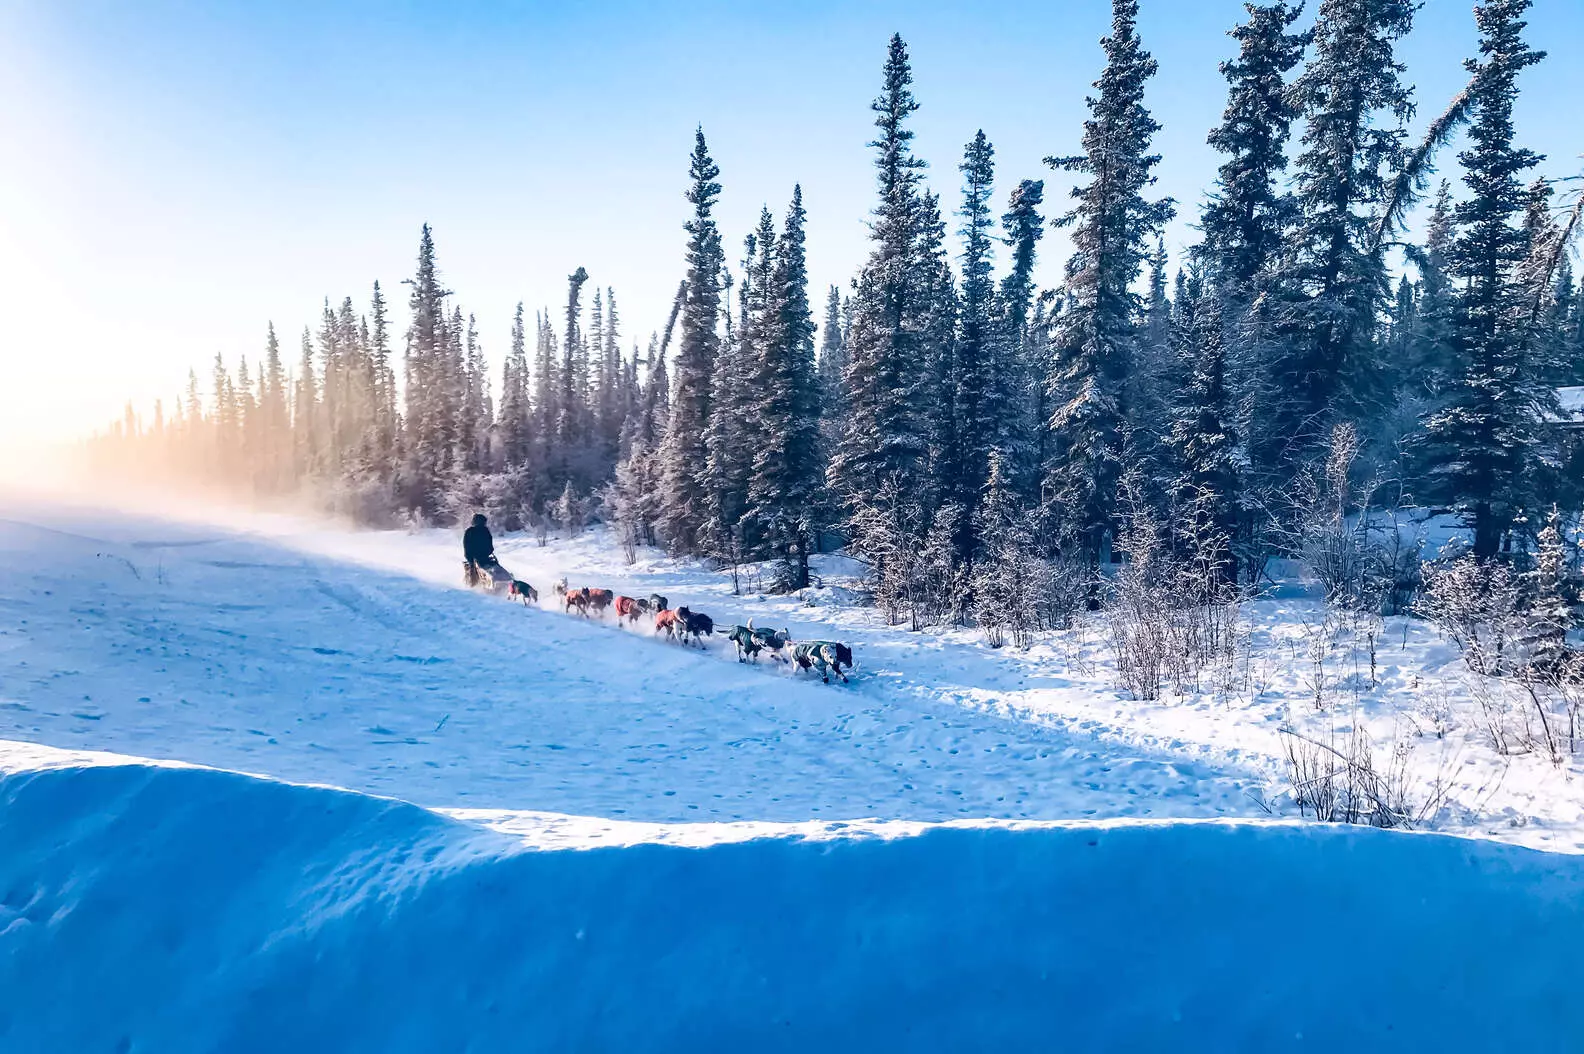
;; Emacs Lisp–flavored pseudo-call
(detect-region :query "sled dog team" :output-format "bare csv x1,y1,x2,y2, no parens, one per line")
462,514,853,683
549,579,853,684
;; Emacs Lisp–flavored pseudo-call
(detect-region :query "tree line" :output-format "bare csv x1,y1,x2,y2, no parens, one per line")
91,0,1584,606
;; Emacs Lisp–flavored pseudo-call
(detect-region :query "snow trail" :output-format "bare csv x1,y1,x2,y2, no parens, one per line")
0,499,1264,823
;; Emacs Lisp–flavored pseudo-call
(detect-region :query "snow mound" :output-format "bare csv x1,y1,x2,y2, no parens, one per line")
4,756,1584,1052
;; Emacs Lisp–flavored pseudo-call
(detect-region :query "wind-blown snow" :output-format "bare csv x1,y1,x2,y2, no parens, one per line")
3,747,1583,1053
0,500,1264,825
6,494,1584,1048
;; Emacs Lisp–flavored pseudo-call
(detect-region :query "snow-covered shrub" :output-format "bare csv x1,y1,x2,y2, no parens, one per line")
1286,424,1381,610
436,471,530,531
1280,725,1446,829
1420,556,1525,676
851,480,964,631
551,482,586,539
1105,471,1241,700
601,479,640,565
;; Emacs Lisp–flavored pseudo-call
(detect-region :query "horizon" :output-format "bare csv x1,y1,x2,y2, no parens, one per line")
3,0,1581,447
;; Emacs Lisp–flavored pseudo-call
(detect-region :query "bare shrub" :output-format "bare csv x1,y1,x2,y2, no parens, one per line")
1420,556,1526,676
1105,473,1241,700
1281,723,1449,829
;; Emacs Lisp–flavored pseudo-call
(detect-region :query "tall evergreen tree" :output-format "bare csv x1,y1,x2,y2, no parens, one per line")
556,266,589,491
260,323,289,488
1421,0,1546,558
995,179,1046,502
1199,1,1307,297
704,223,769,561
403,224,449,506
294,328,318,477
830,35,931,517
749,185,823,588
950,130,998,557
499,302,532,469
660,129,725,554
1273,0,1416,458
1169,274,1242,583
367,280,395,475
1042,0,1174,563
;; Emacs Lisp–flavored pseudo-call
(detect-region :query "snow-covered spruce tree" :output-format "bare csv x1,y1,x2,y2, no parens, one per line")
554,266,589,495
367,280,397,479
498,303,532,471
817,284,848,399
1269,0,1415,466
316,300,344,473
1128,236,1176,490
260,323,290,492
1525,506,1578,675
1199,1,1306,300
455,312,488,473
1420,0,1546,559
1544,258,1578,386
594,288,624,477
294,327,319,480
1408,182,1460,401
950,130,998,562
972,449,1041,648
748,186,823,590
703,222,768,572
1042,0,1174,566
402,224,451,512
1168,272,1242,587
659,129,724,555
994,178,1046,504
829,35,931,529
913,189,960,532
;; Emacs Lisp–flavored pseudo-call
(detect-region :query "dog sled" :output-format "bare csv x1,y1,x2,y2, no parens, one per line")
465,558,515,594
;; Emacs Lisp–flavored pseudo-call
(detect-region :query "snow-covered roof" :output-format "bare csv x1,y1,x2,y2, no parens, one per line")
1546,386,1584,428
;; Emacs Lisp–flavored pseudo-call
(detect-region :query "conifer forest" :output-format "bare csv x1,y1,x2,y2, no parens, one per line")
92,0,1584,613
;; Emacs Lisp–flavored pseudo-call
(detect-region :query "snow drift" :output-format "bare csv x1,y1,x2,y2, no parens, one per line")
3,757,1583,1052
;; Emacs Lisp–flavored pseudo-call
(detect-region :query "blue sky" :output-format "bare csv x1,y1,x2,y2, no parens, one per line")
2,0,1580,445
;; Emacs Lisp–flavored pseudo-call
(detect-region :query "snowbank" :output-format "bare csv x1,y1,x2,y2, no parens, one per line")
4,754,1583,1052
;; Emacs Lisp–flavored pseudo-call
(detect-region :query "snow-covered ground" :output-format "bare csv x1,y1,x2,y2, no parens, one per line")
0,496,1263,825
5,742,1584,1053
6,492,1577,845
5,490,1584,1049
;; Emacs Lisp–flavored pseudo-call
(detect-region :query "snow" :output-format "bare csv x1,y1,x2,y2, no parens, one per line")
2,493,1581,845
1555,385,1584,422
0,498,1266,825
5,491,1584,1047
4,744,1584,1053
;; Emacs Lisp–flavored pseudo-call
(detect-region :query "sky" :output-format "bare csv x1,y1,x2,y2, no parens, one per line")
1,0,1580,448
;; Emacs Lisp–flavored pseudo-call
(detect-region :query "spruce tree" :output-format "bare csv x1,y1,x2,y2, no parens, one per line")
1169,274,1242,585
1273,0,1416,458
659,129,724,554
1042,0,1174,563
294,328,318,478
403,224,449,507
952,131,998,556
1409,182,1460,399
748,185,822,588
703,224,768,563
995,179,1046,502
261,323,289,489
1200,1,1307,298
1421,0,1545,558
555,266,589,491
368,281,396,475
499,302,532,469
830,35,931,521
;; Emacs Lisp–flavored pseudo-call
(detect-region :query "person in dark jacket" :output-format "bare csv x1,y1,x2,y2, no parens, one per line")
463,513,496,586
